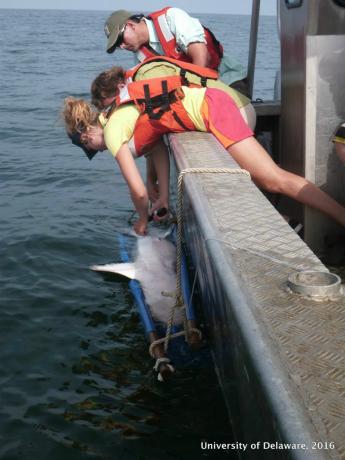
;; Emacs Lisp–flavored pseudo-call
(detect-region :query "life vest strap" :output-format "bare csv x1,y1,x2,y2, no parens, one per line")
140,80,178,120
143,84,153,114
172,110,191,131
142,43,161,56
161,79,170,107
127,56,219,84
179,69,189,87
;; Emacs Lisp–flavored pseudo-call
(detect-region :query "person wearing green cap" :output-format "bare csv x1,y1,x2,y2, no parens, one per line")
104,7,249,96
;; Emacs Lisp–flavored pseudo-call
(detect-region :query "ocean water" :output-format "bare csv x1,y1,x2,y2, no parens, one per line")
0,9,280,460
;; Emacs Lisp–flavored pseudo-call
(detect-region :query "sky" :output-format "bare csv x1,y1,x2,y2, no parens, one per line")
0,0,277,15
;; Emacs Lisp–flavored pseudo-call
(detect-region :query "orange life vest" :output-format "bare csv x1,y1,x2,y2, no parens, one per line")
137,7,223,70
107,75,197,157
112,75,187,121
132,98,196,157
125,55,218,87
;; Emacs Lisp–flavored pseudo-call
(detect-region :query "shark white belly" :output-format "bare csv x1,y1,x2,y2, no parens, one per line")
91,235,183,325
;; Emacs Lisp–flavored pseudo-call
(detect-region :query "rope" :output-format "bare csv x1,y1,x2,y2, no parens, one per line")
153,357,171,372
149,328,202,357
163,167,250,352
153,357,175,382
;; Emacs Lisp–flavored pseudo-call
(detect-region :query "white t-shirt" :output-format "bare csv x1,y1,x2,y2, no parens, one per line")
134,7,246,85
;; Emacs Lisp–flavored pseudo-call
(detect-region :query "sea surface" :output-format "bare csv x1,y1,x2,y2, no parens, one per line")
0,9,280,459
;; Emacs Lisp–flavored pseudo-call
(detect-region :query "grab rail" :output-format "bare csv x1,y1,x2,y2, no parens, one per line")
247,0,261,99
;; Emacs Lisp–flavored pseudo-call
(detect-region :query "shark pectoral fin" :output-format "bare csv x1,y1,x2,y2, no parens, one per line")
90,262,136,280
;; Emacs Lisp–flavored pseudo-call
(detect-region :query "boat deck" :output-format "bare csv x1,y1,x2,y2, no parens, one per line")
168,132,345,459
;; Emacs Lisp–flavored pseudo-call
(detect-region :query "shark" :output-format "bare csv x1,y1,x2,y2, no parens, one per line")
91,233,184,325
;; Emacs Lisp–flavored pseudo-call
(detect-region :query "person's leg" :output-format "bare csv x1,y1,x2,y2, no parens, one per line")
201,88,345,227
228,136,345,227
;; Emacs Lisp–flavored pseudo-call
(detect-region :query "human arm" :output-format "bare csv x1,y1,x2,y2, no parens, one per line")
186,42,210,67
148,140,170,217
146,155,159,203
166,8,209,66
116,144,149,235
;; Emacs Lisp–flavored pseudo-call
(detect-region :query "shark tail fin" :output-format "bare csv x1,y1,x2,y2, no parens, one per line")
90,262,136,280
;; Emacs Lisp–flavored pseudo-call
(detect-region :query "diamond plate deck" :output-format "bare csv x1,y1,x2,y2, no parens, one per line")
169,132,345,460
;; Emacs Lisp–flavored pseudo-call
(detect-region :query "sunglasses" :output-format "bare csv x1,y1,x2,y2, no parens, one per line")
115,24,126,48
114,14,144,48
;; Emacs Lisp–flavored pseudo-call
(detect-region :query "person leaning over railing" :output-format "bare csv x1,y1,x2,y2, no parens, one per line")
62,70,345,236
89,58,256,211
104,7,249,97
91,56,256,129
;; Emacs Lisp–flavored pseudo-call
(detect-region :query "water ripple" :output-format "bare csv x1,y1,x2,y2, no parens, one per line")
0,8,280,459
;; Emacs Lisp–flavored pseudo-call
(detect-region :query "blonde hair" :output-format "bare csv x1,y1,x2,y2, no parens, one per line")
62,97,99,136
91,66,125,109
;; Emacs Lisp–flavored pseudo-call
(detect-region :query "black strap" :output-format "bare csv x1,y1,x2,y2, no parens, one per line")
180,69,189,86
143,84,153,113
161,80,170,107
151,80,170,120
142,80,173,120
172,111,190,131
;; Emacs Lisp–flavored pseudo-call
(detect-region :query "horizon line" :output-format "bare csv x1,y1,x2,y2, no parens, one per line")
0,7,276,16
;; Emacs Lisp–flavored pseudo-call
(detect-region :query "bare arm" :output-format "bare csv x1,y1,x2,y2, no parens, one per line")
149,140,170,213
146,155,159,203
166,8,208,66
116,144,149,235
186,42,210,67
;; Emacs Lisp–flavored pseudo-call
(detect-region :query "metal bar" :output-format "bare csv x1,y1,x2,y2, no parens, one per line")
247,0,261,99
168,130,342,456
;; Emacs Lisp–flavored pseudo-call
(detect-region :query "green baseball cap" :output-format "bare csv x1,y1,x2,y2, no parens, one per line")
104,10,131,53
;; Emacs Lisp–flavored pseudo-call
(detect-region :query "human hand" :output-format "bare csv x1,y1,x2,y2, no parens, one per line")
149,200,169,223
150,198,168,214
133,217,148,236
153,208,169,223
